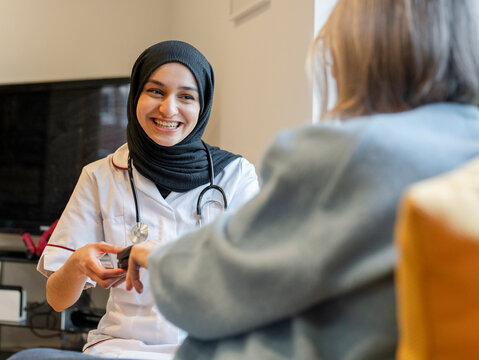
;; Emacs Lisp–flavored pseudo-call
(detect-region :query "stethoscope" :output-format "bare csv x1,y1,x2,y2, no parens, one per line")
127,140,228,244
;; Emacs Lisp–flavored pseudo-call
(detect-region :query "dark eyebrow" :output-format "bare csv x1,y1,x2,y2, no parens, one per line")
146,80,198,93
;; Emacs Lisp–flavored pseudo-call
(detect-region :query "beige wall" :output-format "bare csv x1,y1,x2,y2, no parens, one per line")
0,0,171,84
169,0,315,166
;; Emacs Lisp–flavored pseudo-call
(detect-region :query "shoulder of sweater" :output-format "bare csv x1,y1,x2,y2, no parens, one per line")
260,103,479,180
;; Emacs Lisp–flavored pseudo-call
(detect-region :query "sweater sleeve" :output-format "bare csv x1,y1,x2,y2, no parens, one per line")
148,122,395,339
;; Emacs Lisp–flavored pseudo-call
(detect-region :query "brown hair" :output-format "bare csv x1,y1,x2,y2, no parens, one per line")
311,0,479,120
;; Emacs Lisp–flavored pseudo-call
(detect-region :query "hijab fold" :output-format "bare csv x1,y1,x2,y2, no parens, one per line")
126,40,240,197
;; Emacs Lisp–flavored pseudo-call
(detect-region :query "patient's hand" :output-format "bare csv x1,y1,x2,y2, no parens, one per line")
125,241,157,293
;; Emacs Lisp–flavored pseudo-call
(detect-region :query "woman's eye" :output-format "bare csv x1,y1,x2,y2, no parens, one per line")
180,94,195,101
147,89,163,96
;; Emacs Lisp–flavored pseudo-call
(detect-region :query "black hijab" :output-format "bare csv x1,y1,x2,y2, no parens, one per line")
126,40,240,198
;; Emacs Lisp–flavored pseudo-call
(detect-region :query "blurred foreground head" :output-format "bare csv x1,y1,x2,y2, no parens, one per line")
311,0,479,120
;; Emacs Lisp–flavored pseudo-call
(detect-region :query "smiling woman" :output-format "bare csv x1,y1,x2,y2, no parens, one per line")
27,40,260,359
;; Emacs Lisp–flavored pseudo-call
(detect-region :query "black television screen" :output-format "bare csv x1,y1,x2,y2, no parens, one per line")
0,78,130,234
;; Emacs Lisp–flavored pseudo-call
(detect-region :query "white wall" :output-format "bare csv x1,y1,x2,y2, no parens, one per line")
0,0,171,84
168,0,315,166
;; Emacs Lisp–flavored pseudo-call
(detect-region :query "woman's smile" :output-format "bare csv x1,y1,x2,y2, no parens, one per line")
152,118,181,129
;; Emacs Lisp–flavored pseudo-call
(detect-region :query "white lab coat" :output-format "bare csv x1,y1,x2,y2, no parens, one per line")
37,143,259,359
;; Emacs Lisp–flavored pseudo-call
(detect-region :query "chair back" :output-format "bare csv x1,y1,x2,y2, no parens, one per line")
395,158,479,360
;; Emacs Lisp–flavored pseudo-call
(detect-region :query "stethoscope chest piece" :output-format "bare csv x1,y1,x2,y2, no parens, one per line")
130,222,149,244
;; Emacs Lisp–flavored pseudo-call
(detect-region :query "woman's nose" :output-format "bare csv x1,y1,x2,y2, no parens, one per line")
159,96,178,118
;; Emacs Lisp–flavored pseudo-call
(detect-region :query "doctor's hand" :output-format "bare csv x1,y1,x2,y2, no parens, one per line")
69,242,126,289
125,241,158,293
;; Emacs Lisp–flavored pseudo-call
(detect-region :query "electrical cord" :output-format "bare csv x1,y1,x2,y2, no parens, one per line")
23,292,103,338
25,301,62,338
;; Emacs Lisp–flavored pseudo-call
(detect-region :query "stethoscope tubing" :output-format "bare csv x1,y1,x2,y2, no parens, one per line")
196,140,228,219
128,156,141,224
127,140,228,241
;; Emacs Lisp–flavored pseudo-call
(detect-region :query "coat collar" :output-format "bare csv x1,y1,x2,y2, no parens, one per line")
111,143,171,206
111,143,129,170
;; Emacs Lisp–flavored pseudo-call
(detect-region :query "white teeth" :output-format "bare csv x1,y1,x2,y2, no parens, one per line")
154,119,179,128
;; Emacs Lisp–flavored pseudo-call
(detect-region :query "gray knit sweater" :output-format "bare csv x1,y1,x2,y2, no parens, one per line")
148,102,479,360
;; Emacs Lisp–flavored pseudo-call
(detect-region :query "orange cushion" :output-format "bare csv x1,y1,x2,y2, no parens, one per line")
395,160,479,360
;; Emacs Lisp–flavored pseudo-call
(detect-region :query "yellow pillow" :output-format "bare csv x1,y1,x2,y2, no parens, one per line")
395,158,479,360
